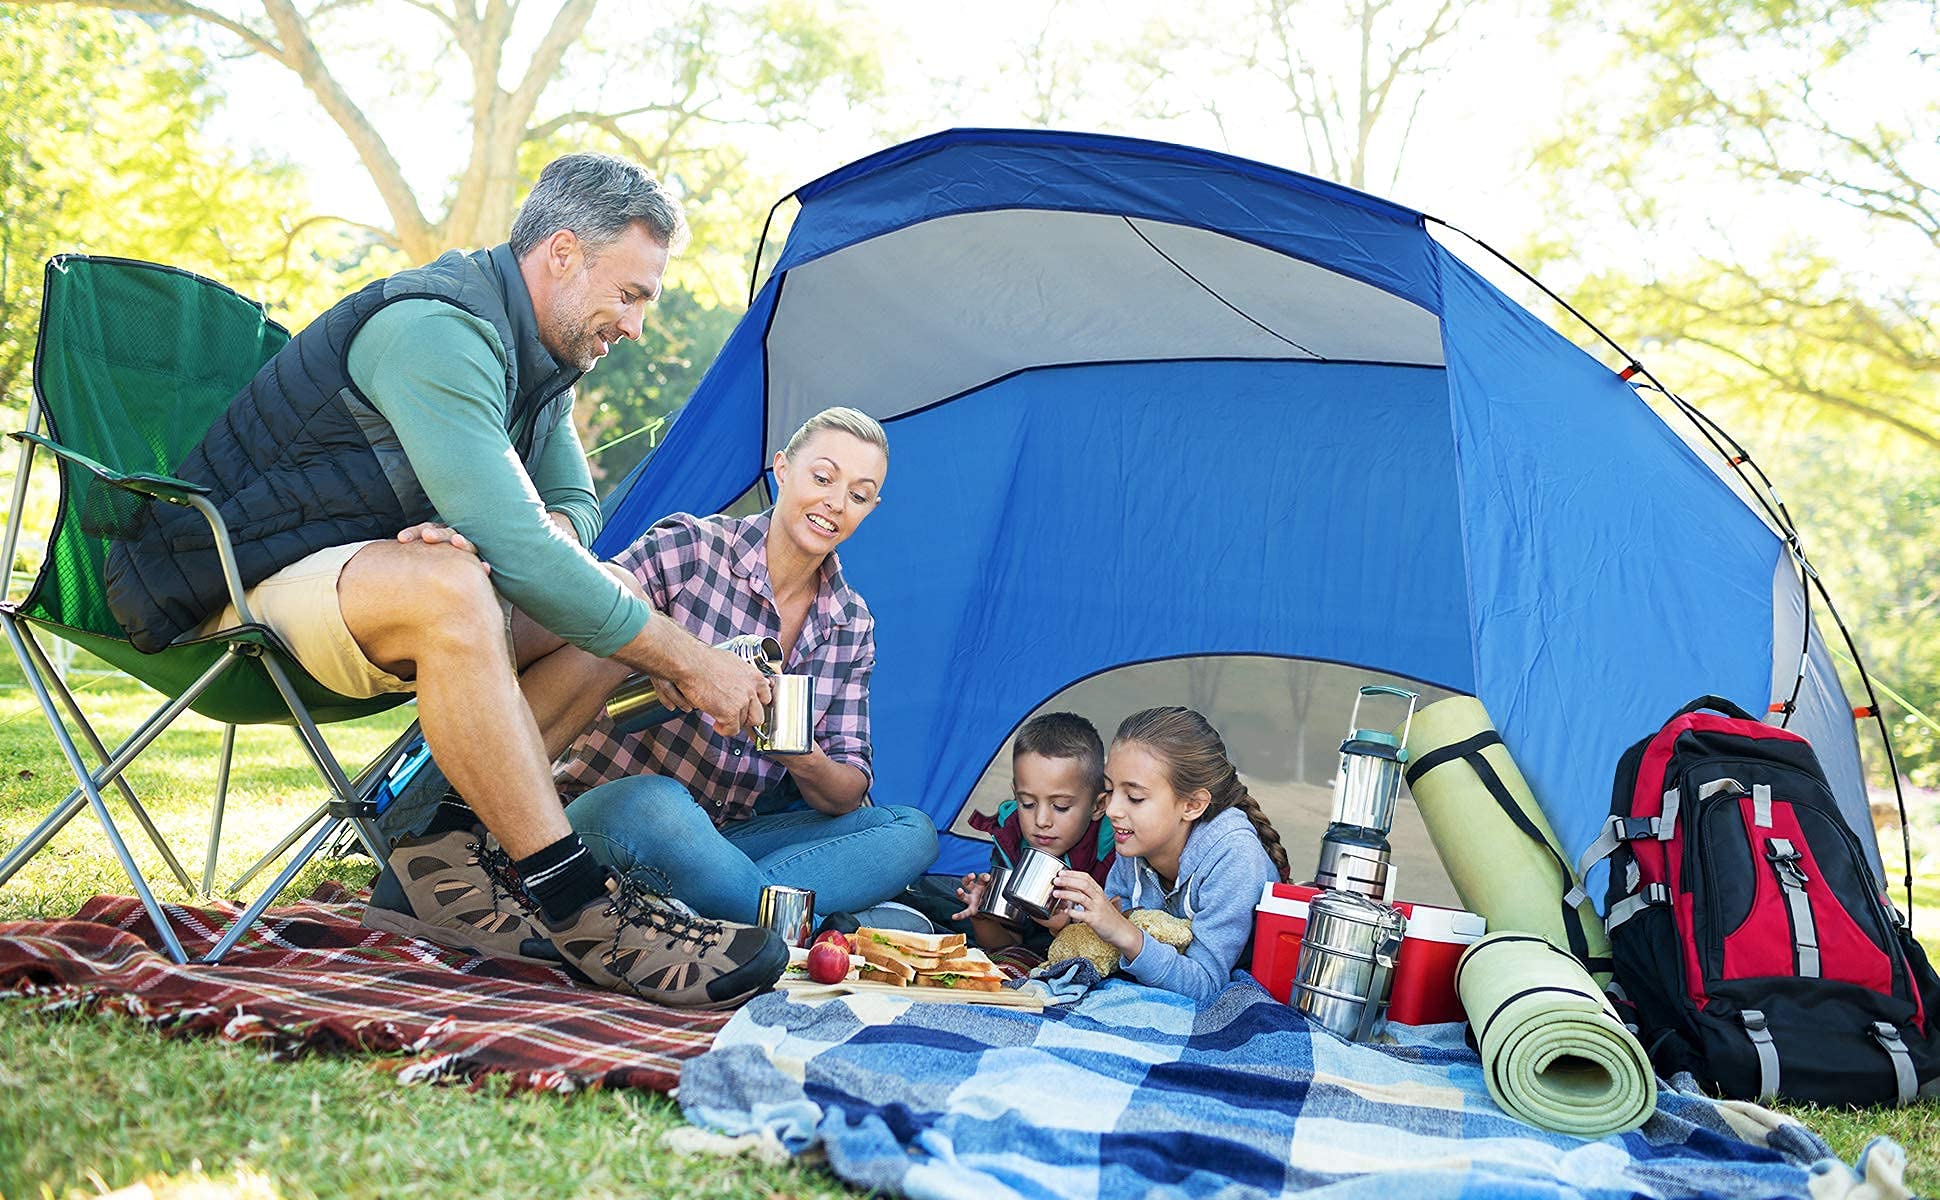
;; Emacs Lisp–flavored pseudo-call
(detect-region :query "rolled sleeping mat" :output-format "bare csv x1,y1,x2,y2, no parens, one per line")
1457,931,1656,1138
1400,696,1612,983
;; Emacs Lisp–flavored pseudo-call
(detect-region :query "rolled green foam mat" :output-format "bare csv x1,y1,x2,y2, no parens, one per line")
1400,696,1612,982
1457,932,1656,1138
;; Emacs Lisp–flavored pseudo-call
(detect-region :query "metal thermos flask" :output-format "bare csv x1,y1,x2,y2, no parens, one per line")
608,635,783,734
1312,685,1419,900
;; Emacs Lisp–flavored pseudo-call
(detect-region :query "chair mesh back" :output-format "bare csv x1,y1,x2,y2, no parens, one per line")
25,256,289,637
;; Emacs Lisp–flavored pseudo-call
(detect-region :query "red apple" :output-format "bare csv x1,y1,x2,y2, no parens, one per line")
812,929,854,955
806,940,851,984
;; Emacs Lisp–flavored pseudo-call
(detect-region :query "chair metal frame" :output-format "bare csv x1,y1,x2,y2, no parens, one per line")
0,276,403,965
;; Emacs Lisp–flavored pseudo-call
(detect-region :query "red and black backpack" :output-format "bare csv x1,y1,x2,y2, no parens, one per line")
1584,695,1940,1105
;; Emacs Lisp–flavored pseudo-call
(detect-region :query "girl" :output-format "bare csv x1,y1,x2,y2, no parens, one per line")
1052,706,1289,1002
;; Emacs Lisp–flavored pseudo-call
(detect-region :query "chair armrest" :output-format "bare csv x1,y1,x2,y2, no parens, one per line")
10,429,259,625
10,431,211,506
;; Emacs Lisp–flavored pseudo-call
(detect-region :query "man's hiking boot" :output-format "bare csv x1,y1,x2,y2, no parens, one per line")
362,827,560,965
546,873,787,1009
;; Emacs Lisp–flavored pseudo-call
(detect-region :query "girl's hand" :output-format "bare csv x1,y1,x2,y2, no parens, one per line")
1033,907,1073,933
952,871,991,921
1053,869,1142,960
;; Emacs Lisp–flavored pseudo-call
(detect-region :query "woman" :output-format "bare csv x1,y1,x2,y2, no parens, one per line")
544,407,936,924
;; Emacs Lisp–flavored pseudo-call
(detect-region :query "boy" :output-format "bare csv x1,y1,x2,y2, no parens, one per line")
953,711,1114,952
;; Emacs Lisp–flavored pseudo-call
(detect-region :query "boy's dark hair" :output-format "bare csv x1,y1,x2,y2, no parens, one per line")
1013,711,1106,796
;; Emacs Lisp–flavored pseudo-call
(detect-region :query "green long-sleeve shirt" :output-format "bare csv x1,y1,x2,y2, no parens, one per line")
346,299,651,657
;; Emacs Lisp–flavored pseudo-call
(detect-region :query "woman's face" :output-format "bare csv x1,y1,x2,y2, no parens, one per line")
1103,741,1205,868
772,430,887,559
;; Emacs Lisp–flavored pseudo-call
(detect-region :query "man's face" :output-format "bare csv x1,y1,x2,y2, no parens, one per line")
538,222,670,372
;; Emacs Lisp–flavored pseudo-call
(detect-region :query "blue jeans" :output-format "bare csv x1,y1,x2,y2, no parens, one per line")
566,774,939,925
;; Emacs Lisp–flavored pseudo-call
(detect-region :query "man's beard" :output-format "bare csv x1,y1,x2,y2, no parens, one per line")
546,286,603,372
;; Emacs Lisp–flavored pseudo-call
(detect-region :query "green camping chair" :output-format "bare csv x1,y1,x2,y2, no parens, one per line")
0,254,412,963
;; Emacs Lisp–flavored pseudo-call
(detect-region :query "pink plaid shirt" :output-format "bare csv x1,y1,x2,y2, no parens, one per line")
553,510,875,825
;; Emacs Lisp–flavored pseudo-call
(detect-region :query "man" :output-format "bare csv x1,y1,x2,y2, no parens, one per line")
104,153,787,1008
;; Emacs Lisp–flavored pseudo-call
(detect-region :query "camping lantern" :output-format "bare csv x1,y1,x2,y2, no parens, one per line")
1313,685,1419,899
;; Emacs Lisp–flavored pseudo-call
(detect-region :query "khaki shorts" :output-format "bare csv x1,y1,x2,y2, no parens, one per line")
198,540,414,700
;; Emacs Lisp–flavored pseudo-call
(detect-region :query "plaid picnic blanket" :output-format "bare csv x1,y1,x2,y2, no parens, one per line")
0,886,728,1092
680,976,1858,1200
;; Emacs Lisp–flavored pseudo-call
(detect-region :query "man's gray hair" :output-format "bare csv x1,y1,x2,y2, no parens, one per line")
509,153,687,259
783,407,889,463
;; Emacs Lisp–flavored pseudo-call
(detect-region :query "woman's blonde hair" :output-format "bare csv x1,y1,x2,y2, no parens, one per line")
783,406,889,464
1113,706,1291,882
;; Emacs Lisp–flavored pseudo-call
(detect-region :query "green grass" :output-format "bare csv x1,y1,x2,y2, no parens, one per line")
0,650,855,1200
0,651,1935,1196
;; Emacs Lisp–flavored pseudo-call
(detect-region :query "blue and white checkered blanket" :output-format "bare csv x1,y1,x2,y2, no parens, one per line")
679,977,1861,1200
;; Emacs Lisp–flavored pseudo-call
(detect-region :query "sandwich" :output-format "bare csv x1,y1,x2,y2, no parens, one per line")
854,927,1007,992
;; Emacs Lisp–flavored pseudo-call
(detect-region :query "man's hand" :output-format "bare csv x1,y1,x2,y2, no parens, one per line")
643,674,692,712
397,522,486,571
671,641,772,738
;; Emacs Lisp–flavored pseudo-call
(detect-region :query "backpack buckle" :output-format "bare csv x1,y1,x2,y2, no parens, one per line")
1765,839,1808,889
1870,1022,1918,1106
1617,815,1659,840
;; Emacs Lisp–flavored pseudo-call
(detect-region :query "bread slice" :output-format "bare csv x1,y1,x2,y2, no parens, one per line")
857,962,912,987
857,927,967,959
913,970,1005,992
854,945,917,983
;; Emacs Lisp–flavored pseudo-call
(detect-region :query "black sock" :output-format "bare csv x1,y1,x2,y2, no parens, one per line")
515,834,607,922
421,793,479,837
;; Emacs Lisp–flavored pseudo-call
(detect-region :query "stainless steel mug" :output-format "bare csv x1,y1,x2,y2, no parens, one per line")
609,636,785,735
1002,846,1064,919
978,863,1021,921
1291,888,1406,1042
754,674,814,755
756,884,816,948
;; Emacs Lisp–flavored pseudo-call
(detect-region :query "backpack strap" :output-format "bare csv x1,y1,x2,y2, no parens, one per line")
1605,883,1670,932
1406,731,1610,975
1576,806,1674,878
1869,1022,1918,1106
1750,782,1773,828
1765,838,1821,978
1739,1010,1781,1099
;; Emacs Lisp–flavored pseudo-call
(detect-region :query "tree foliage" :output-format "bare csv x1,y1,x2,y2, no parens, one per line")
14,0,884,496
1534,0,1939,451
0,5,400,414
1534,0,1940,780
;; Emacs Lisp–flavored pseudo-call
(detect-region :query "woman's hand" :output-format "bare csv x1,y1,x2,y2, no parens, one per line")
952,871,991,921
1052,869,1142,961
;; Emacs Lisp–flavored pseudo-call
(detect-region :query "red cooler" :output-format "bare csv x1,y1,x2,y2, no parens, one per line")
1250,881,1485,1025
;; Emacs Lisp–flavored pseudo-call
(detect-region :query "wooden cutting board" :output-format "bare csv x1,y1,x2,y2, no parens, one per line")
777,974,1045,1010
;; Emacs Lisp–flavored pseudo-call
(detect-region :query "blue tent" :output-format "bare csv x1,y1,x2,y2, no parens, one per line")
595,128,1875,894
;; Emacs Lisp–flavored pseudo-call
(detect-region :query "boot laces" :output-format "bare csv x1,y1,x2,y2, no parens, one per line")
469,838,539,918
607,870,723,951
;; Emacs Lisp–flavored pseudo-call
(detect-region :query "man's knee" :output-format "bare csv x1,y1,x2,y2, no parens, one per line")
340,540,505,668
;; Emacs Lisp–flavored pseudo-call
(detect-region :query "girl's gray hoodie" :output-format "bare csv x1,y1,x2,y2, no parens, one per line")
1104,806,1279,1002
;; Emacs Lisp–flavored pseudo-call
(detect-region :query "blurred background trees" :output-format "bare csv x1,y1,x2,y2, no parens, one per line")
2,0,1933,782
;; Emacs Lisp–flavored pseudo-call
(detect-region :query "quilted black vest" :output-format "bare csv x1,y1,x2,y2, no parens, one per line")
104,244,580,653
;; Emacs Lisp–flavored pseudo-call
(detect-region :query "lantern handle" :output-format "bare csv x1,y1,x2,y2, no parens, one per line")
1350,685,1420,756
